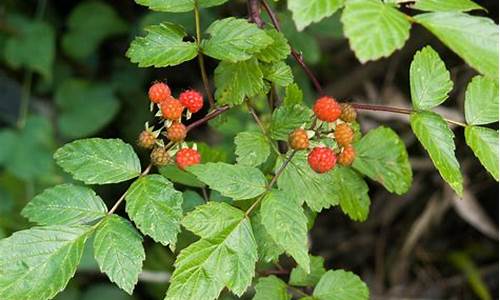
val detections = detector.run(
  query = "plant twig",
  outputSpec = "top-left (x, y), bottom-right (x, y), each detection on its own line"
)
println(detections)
top-left (194, 1), bottom-right (215, 108)
top-left (248, 0), bottom-right (264, 27)
top-left (186, 105), bottom-right (230, 132)
top-left (108, 163), bottom-right (152, 215)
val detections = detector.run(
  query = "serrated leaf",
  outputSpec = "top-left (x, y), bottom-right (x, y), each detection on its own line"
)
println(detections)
top-left (331, 167), bottom-right (370, 221)
top-left (313, 270), bottom-right (369, 300)
top-left (55, 79), bottom-right (120, 138)
top-left (288, 0), bottom-right (344, 31)
top-left (127, 22), bottom-right (197, 67)
top-left (283, 83), bottom-right (304, 106)
top-left (166, 202), bottom-right (258, 300)
top-left (253, 276), bottom-right (291, 300)
top-left (62, 1), bottom-right (126, 59)
top-left (289, 255), bottom-right (326, 287)
top-left (256, 27), bottom-right (291, 63)
top-left (341, 0), bottom-right (410, 62)
top-left (54, 138), bottom-right (141, 185)
top-left (353, 127), bottom-right (412, 195)
top-left (277, 152), bottom-right (338, 212)
top-left (261, 61), bottom-right (294, 87)
top-left (410, 111), bottom-right (463, 195)
top-left (214, 58), bottom-right (266, 106)
top-left (411, 0), bottom-right (485, 12)
top-left (188, 162), bottom-right (267, 200)
top-left (135, 0), bottom-right (229, 12)
top-left (94, 215), bottom-right (145, 294)
top-left (201, 17), bottom-right (273, 62)
top-left (415, 12), bottom-right (498, 80)
top-left (22, 184), bottom-right (107, 226)
top-left (4, 16), bottom-right (54, 79)
top-left (410, 46), bottom-right (453, 110)
top-left (0, 225), bottom-right (91, 300)
top-left (464, 75), bottom-right (499, 125)
top-left (250, 209), bottom-right (284, 262)
top-left (261, 190), bottom-right (310, 272)
top-left (160, 165), bottom-right (205, 187)
top-left (270, 104), bottom-right (313, 141)
top-left (235, 131), bottom-right (271, 167)
top-left (465, 126), bottom-right (499, 181)
top-left (125, 175), bottom-right (183, 246)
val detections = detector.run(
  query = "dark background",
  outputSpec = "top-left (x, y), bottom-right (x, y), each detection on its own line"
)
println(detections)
top-left (0, 1), bottom-right (498, 299)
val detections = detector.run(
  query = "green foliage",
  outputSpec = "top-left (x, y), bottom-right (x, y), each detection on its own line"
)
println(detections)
top-left (415, 12), bottom-right (498, 80)
top-left (125, 175), bottom-right (183, 247)
top-left (235, 131), bottom-right (271, 167)
top-left (410, 46), bottom-right (453, 110)
top-left (22, 184), bottom-right (107, 225)
top-left (464, 76), bottom-right (499, 125)
top-left (189, 162), bottom-right (267, 200)
top-left (410, 112), bottom-right (463, 195)
top-left (353, 127), bottom-right (412, 195)
top-left (270, 104), bottom-right (312, 141)
top-left (127, 22), bottom-right (197, 67)
top-left (54, 138), bottom-right (142, 185)
top-left (313, 270), bottom-right (369, 300)
top-left (331, 167), bottom-right (370, 221)
top-left (256, 27), bottom-right (291, 63)
top-left (160, 165), bottom-right (205, 187)
top-left (411, 0), bottom-right (484, 12)
top-left (341, 0), bottom-right (411, 62)
top-left (250, 209), bottom-right (284, 262)
top-left (465, 126), bottom-right (499, 181)
top-left (261, 61), bottom-right (294, 87)
top-left (289, 255), bottom-right (326, 287)
top-left (288, 0), bottom-right (344, 31)
top-left (135, 0), bottom-right (230, 13)
top-left (253, 276), bottom-right (291, 300)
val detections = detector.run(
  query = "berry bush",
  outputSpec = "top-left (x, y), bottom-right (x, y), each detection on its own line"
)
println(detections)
top-left (0, 0), bottom-right (498, 300)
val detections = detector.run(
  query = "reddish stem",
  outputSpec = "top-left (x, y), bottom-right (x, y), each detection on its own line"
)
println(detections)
top-left (186, 105), bottom-right (230, 132)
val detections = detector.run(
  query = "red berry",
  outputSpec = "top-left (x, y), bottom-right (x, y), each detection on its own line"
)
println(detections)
top-left (166, 122), bottom-right (187, 142)
top-left (151, 147), bottom-right (170, 167)
top-left (179, 90), bottom-right (204, 113)
top-left (288, 128), bottom-right (309, 150)
top-left (335, 123), bottom-right (354, 147)
top-left (160, 97), bottom-right (184, 120)
top-left (338, 145), bottom-right (356, 166)
top-left (148, 82), bottom-right (171, 104)
top-left (176, 148), bottom-right (201, 170)
top-left (308, 147), bottom-right (336, 173)
top-left (340, 103), bottom-right (357, 123)
top-left (137, 130), bottom-right (156, 149)
top-left (313, 96), bottom-right (341, 122)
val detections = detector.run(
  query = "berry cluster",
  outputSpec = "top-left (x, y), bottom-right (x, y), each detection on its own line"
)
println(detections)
top-left (138, 82), bottom-right (202, 170)
top-left (289, 96), bottom-right (357, 174)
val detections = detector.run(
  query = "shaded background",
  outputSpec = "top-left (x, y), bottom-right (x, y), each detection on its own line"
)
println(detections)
top-left (0, 0), bottom-right (498, 299)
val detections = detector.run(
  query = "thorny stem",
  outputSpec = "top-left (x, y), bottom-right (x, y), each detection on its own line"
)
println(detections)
top-left (194, 1), bottom-right (215, 109)
top-left (108, 163), bottom-right (152, 215)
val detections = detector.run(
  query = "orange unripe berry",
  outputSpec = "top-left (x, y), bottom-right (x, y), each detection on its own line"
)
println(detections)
top-left (335, 123), bottom-right (354, 147)
top-left (338, 145), bottom-right (356, 166)
top-left (166, 122), bottom-right (187, 142)
top-left (160, 97), bottom-right (184, 120)
top-left (340, 103), bottom-right (357, 123)
top-left (176, 148), bottom-right (201, 170)
top-left (150, 147), bottom-right (170, 167)
top-left (148, 82), bottom-right (171, 104)
top-left (288, 128), bottom-right (309, 150)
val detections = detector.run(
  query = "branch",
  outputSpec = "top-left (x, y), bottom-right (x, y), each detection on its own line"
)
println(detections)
top-left (186, 105), bottom-right (230, 132)
top-left (248, 0), bottom-right (264, 27)
top-left (108, 163), bottom-right (152, 215)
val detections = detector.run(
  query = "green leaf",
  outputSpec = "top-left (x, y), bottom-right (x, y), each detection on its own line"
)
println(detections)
top-left (94, 215), bottom-right (145, 294)
top-left (270, 104), bottom-right (313, 141)
top-left (55, 79), bottom-right (120, 138)
top-left (22, 184), bottom-right (107, 226)
top-left (214, 58), bottom-right (266, 106)
top-left (415, 12), bottom-right (498, 80)
top-left (127, 22), bottom-right (197, 68)
top-left (253, 276), bottom-right (291, 300)
top-left (288, 0), bottom-right (344, 31)
top-left (412, 0), bottom-right (485, 12)
top-left (201, 17), bottom-right (273, 62)
top-left (289, 255), bottom-right (326, 287)
top-left (250, 209), bottom-right (284, 262)
top-left (465, 126), bottom-right (499, 181)
top-left (62, 1), bottom-right (127, 59)
top-left (261, 61), bottom-right (294, 87)
top-left (261, 190), bottom-right (310, 272)
top-left (235, 131), bottom-right (271, 167)
top-left (410, 46), bottom-right (453, 110)
top-left (277, 152), bottom-right (338, 212)
top-left (182, 190), bottom-right (205, 213)
top-left (159, 165), bottom-right (205, 187)
top-left (135, 0), bottom-right (229, 12)
top-left (256, 27), bottom-right (291, 63)
top-left (166, 202), bottom-right (258, 299)
top-left (4, 15), bottom-right (54, 79)
top-left (410, 111), bottom-right (463, 195)
top-left (341, 0), bottom-right (411, 62)
top-left (353, 127), bottom-right (412, 195)
top-left (283, 83), bottom-right (304, 106)
top-left (464, 75), bottom-right (499, 125)
top-left (313, 270), bottom-right (369, 300)
top-left (54, 138), bottom-right (142, 185)
top-left (0, 225), bottom-right (91, 300)
top-left (125, 175), bottom-right (183, 247)
top-left (189, 162), bottom-right (267, 200)
top-left (331, 167), bottom-right (370, 222)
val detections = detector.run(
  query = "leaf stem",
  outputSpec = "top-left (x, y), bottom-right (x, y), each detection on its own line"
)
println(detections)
top-left (194, 1), bottom-right (215, 109)
top-left (246, 100), bottom-right (281, 155)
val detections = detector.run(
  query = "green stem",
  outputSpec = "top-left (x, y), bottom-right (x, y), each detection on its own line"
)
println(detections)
top-left (246, 100), bottom-right (281, 155)
top-left (17, 72), bottom-right (32, 129)
top-left (194, 2), bottom-right (215, 109)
